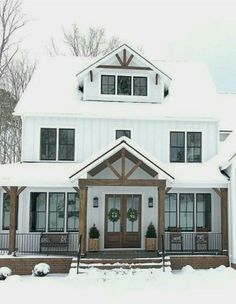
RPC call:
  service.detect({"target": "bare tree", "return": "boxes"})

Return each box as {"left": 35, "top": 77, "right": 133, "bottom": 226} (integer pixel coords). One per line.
{"left": 0, "top": 54, "right": 36, "bottom": 164}
{"left": 48, "top": 24, "right": 121, "bottom": 57}
{"left": 0, "top": 0, "right": 25, "bottom": 79}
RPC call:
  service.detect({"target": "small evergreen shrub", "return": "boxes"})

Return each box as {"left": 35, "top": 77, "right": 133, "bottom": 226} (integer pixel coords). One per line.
{"left": 145, "top": 223, "right": 157, "bottom": 238}
{"left": 33, "top": 263, "right": 50, "bottom": 277}
{"left": 0, "top": 267, "right": 12, "bottom": 280}
{"left": 89, "top": 224, "right": 100, "bottom": 239}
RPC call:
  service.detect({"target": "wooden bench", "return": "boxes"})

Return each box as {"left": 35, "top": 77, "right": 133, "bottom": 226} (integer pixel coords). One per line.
{"left": 40, "top": 233, "right": 69, "bottom": 254}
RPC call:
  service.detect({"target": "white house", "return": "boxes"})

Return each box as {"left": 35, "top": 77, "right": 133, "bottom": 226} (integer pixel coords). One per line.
{"left": 0, "top": 44, "right": 234, "bottom": 268}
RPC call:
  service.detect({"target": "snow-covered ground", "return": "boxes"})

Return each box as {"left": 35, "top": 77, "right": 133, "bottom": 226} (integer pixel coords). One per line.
{"left": 0, "top": 266, "right": 235, "bottom": 304}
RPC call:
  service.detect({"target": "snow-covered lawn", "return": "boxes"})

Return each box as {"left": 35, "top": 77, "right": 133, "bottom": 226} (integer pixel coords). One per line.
{"left": 0, "top": 266, "right": 235, "bottom": 304}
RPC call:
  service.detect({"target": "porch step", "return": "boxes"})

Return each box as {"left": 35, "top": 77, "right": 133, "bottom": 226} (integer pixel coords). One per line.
{"left": 70, "top": 256, "right": 171, "bottom": 271}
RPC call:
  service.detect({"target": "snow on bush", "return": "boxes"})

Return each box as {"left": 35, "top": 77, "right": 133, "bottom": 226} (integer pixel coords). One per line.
{"left": 0, "top": 267, "right": 12, "bottom": 280}
{"left": 181, "top": 265, "right": 195, "bottom": 274}
{"left": 33, "top": 263, "right": 50, "bottom": 277}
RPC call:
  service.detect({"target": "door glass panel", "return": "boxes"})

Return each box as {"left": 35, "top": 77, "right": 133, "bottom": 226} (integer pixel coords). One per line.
{"left": 126, "top": 195, "right": 139, "bottom": 232}
{"left": 107, "top": 195, "right": 121, "bottom": 232}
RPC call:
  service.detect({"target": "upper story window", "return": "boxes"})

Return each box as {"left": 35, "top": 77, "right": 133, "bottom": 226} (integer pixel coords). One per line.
{"left": 101, "top": 75, "right": 115, "bottom": 95}
{"left": 116, "top": 130, "right": 131, "bottom": 139}
{"left": 170, "top": 131, "right": 201, "bottom": 163}
{"left": 101, "top": 75, "right": 147, "bottom": 97}
{"left": 117, "top": 76, "right": 131, "bottom": 95}
{"left": 40, "top": 128, "right": 75, "bottom": 161}
{"left": 133, "top": 77, "right": 147, "bottom": 96}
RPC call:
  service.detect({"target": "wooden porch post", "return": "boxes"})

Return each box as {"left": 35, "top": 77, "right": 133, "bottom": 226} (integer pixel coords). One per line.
{"left": 79, "top": 186, "right": 87, "bottom": 256}
{"left": 221, "top": 188, "right": 228, "bottom": 254}
{"left": 158, "top": 181, "right": 166, "bottom": 251}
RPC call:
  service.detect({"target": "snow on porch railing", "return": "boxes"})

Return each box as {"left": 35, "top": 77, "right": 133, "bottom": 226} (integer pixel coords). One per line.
{"left": 164, "top": 232, "right": 223, "bottom": 254}
{"left": 0, "top": 232, "right": 79, "bottom": 256}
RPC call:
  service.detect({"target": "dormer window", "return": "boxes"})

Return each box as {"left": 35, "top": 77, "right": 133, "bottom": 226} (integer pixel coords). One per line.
{"left": 117, "top": 76, "right": 131, "bottom": 95}
{"left": 101, "top": 75, "right": 147, "bottom": 97}
{"left": 101, "top": 75, "right": 115, "bottom": 95}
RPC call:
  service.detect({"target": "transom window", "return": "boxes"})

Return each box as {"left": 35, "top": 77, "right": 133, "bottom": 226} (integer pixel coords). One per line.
{"left": 101, "top": 75, "right": 115, "bottom": 95}
{"left": 101, "top": 75, "right": 147, "bottom": 97}
{"left": 40, "top": 128, "right": 75, "bottom": 161}
{"left": 170, "top": 131, "right": 202, "bottom": 163}
{"left": 165, "top": 193, "right": 211, "bottom": 232}
{"left": 116, "top": 129, "right": 131, "bottom": 139}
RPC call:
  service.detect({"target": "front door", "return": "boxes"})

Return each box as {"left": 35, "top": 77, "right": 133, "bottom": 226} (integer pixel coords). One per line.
{"left": 105, "top": 194, "right": 141, "bottom": 248}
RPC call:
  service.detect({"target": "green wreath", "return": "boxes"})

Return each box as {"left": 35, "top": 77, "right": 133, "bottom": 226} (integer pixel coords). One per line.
{"left": 127, "top": 208, "right": 138, "bottom": 222}
{"left": 108, "top": 208, "right": 120, "bottom": 223}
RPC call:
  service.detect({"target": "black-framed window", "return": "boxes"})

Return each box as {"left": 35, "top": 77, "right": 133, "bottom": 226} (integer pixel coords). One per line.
{"left": 179, "top": 194, "right": 194, "bottom": 231}
{"left": 117, "top": 76, "right": 131, "bottom": 95}
{"left": 67, "top": 193, "right": 79, "bottom": 232}
{"left": 133, "top": 77, "right": 147, "bottom": 96}
{"left": 115, "top": 130, "right": 131, "bottom": 139}
{"left": 48, "top": 193, "right": 65, "bottom": 232}
{"left": 30, "top": 193, "right": 46, "bottom": 232}
{"left": 187, "top": 132, "right": 202, "bottom": 162}
{"left": 40, "top": 128, "right": 57, "bottom": 160}
{"left": 101, "top": 75, "right": 115, "bottom": 95}
{"left": 58, "top": 129, "right": 75, "bottom": 161}
{"left": 196, "top": 194, "right": 211, "bottom": 231}
{"left": 165, "top": 193, "right": 177, "bottom": 231}
{"left": 2, "top": 193, "right": 18, "bottom": 230}
{"left": 170, "top": 132, "right": 185, "bottom": 162}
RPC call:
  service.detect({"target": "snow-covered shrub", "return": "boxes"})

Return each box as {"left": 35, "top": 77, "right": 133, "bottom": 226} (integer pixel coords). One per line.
{"left": 33, "top": 263, "right": 50, "bottom": 277}
{"left": 0, "top": 267, "right": 12, "bottom": 280}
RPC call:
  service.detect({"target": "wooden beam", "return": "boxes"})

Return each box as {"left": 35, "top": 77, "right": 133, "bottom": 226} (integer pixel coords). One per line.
{"left": 97, "top": 65, "right": 152, "bottom": 71}
{"left": 156, "top": 74, "right": 159, "bottom": 85}
{"left": 8, "top": 187, "right": 18, "bottom": 255}
{"left": 121, "top": 148, "right": 126, "bottom": 180}
{"left": 221, "top": 188, "right": 228, "bottom": 253}
{"left": 17, "top": 186, "right": 26, "bottom": 197}
{"left": 79, "top": 187, "right": 87, "bottom": 255}
{"left": 125, "top": 160, "right": 142, "bottom": 179}
{"left": 2, "top": 186, "right": 10, "bottom": 195}
{"left": 165, "top": 187, "right": 172, "bottom": 194}
{"left": 213, "top": 188, "right": 222, "bottom": 198}
{"left": 105, "top": 160, "right": 121, "bottom": 179}
{"left": 126, "top": 54, "right": 134, "bottom": 66}
{"left": 115, "top": 54, "right": 123, "bottom": 66}
{"left": 123, "top": 49, "right": 127, "bottom": 66}
{"left": 73, "top": 186, "right": 80, "bottom": 194}
{"left": 79, "top": 178, "right": 166, "bottom": 188}
{"left": 89, "top": 70, "right": 93, "bottom": 82}
{"left": 158, "top": 183, "right": 166, "bottom": 251}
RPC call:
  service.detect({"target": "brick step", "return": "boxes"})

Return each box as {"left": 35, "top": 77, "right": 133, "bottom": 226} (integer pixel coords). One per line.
{"left": 77, "top": 258, "right": 168, "bottom": 264}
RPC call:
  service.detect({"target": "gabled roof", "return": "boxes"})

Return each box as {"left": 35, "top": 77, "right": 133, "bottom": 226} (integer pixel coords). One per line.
{"left": 76, "top": 44, "right": 172, "bottom": 81}
{"left": 70, "top": 136, "right": 175, "bottom": 182}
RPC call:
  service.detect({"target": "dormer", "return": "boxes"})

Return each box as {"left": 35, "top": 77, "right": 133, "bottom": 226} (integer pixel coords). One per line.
{"left": 77, "top": 44, "right": 171, "bottom": 104}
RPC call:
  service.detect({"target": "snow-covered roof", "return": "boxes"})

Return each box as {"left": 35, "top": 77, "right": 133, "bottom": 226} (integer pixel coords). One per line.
{"left": 14, "top": 50, "right": 223, "bottom": 121}
{"left": 0, "top": 137, "right": 228, "bottom": 188}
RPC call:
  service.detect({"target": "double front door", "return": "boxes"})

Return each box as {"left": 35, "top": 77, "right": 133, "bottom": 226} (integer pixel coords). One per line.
{"left": 105, "top": 194, "right": 141, "bottom": 248}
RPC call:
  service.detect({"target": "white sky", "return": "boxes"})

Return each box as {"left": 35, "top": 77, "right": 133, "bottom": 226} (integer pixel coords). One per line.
{"left": 18, "top": 0, "right": 236, "bottom": 92}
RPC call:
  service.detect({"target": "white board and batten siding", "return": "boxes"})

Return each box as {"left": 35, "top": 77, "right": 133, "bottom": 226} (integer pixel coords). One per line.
{"left": 22, "top": 116, "right": 218, "bottom": 163}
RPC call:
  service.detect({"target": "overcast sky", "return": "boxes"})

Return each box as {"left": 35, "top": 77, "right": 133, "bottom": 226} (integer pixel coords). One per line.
{"left": 19, "top": 0, "right": 236, "bottom": 92}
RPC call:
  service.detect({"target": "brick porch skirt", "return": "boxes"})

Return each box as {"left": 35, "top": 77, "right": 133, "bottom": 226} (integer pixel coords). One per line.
{"left": 0, "top": 257, "right": 72, "bottom": 275}
{"left": 170, "top": 255, "right": 229, "bottom": 270}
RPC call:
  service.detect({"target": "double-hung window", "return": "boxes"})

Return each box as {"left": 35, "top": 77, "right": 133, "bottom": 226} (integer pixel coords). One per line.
{"left": 196, "top": 194, "right": 211, "bottom": 231}
{"left": 117, "top": 76, "right": 131, "bottom": 95}
{"left": 48, "top": 193, "right": 65, "bottom": 232}
{"left": 165, "top": 194, "right": 177, "bottom": 230}
{"left": 30, "top": 193, "right": 46, "bottom": 232}
{"left": 40, "top": 128, "right": 75, "bottom": 161}
{"left": 101, "top": 75, "right": 115, "bottom": 94}
{"left": 2, "top": 193, "right": 18, "bottom": 230}
{"left": 179, "top": 194, "right": 194, "bottom": 231}
{"left": 170, "top": 131, "right": 201, "bottom": 163}
{"left": 133, "top": 77, "right": 147, "bottom": 96}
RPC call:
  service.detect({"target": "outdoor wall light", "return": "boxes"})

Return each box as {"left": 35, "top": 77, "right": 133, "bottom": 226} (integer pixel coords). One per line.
{"left": 93, "top": 197, "right": 99, "bottom": 208}
{"left": 148, "top": 197, "right": 154, "bottom": 208}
